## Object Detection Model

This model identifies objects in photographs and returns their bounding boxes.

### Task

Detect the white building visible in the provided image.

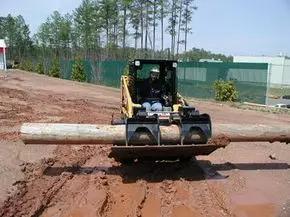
[233,55,290,87]
[0,39,7,70]
[199,58,223,63]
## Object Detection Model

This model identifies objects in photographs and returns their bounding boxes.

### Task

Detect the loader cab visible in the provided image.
[128,59,179,109]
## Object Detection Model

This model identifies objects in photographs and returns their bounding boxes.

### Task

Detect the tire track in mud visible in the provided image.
[0,144,232,217]
[133,181,148,217]
[29,172,73,217]
[0,145,98,217]
[39,146,116,217]
[187,160,234,217]
[0,146,233,217]
[92,172,113,217]
[189,181,222,217]
[155,159,227,217]
[196,160,246,217]
[160,180,176,216]
[38,146,114,217]
[89,149,152,217]
[41,171,113,217]
[106,158,232,217]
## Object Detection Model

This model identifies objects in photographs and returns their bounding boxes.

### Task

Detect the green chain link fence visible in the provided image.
[56,60,268,104]
[177,62,268,104]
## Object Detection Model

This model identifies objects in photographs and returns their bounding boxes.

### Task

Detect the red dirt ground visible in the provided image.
[1,70,290,217]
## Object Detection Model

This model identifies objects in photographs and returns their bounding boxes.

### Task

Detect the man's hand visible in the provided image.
[162,95,169,106]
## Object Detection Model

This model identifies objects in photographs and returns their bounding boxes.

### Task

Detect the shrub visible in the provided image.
[122,64,130,76]
[19,60,34,71]
[71,59,86,82]
[49,58,61,78]
[36,62,44,74]
[213,80,238,102]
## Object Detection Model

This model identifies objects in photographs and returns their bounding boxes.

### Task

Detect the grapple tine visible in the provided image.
[125,116,161,146]
[180,113,212,145]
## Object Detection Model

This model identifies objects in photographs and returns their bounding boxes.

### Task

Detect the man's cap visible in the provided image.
[150,67,160,73]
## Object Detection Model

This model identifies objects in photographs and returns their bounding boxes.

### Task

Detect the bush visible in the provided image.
[71,59,86,82]
[36,62,44,74]
[213,80,238,102]
[19,60,34,71]
[49,58,61,78]
[18,61,24,70]
[122,64,130,76]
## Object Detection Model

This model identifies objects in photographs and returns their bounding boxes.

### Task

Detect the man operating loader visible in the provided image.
[139,67,169,111]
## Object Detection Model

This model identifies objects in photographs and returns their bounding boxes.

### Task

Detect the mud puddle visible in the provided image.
[232,189,276,217]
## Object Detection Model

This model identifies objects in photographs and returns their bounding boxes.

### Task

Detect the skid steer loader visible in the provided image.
[109,59,213,163]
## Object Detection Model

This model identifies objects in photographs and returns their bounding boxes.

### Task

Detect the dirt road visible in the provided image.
[1,70,290,217]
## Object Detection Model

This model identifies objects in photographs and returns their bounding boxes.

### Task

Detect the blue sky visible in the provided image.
[1,0,289,56]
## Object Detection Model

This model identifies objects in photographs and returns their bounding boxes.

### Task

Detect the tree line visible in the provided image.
[0,0,232,62]
[0,15,33,61]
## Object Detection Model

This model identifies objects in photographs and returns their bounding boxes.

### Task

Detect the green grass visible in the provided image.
[186,96,290,115]
[269,88,290,96]
[231,103,290,114]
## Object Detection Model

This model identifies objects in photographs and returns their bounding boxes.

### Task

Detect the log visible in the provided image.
[20,123,290,145]
[20,124,183,145]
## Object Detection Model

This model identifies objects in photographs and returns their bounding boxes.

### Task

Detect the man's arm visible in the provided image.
[160,81,169,106]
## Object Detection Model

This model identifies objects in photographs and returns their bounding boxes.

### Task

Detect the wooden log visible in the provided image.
[20,123,290,145]
[20,123,182,145]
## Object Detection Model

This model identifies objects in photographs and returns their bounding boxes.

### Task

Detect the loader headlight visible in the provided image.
[135,61,140,66]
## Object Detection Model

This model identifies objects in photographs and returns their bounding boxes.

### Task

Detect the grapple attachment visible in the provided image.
[110,107,214,163]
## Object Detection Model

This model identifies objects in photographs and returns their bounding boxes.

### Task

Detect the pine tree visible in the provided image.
[36,62,44,74]
[181,0,197,54]
[50,58,61,78]
[71,59,86,82]
[129,1,141,52]
[74,0,100,58]
[167,0,179,59]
